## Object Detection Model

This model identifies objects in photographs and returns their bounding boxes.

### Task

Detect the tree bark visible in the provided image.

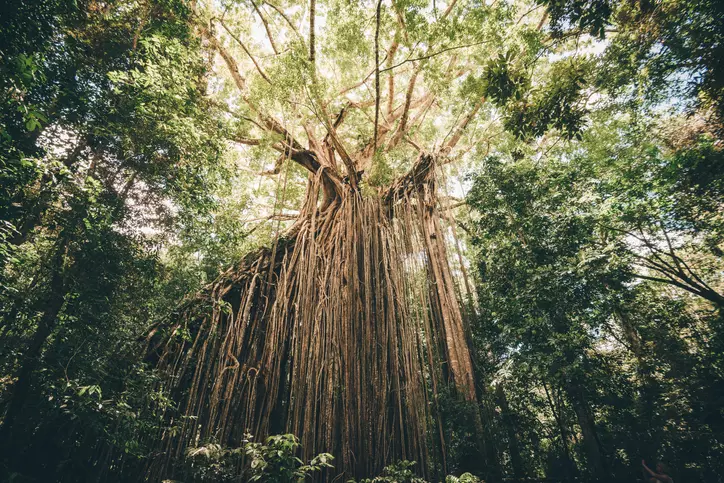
[147,155,480,481]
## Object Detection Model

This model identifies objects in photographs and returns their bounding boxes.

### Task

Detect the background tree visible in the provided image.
[0,0,229,479]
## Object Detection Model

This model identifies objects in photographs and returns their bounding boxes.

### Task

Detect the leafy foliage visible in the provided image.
[352,461,428,483]
[185,434,333,483]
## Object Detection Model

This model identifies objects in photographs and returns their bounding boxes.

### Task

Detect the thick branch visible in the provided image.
[359,93,432,163]
[205,28,323,181]
[387,41,399,115]
[388,65,420,149]
[204,28,249,93]
[231,136,263,146]
[441,0,458,20]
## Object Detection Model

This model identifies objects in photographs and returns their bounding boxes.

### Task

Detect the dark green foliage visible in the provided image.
[184,434,334,483]
[0,0,226,480]
[465,126,724,481]
[539,0,614,38]
[503,61,588,140]
[482,52,529,105]
[353,461,427,483]
[539,0,724,127]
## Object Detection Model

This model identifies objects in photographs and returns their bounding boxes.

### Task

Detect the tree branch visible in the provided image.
[441,0,459,20]
[216,18,272,84]
[263,0,303,41]
[440,98,484,156]
[373,0,383,150]
[380,40,489,73]
[386,40,399,115]
[388,65,420,149]
[250,0,279,54]
[309,0,315,65]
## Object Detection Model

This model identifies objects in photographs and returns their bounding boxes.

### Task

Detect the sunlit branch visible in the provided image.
[407,94,436,132]
[393,3,409,43]
[388,65,420,149]
[215,18,272,84]
[244,213,300,223]
[262,0,302,41]
[231,136,263,146]
[441,0,459,20]
[440,98,484,157]
[602,224,724,306]
[386,41,399,115]
[206,29,317,178]
[537,11,549,30]
[250,0,279,54]
[380,39,490,73]
[516,4,544,25]
[318,103,358,187]
[359,93,433,162]
[405,137,422,151]
[203,29,249,92]
[309,0,315,65]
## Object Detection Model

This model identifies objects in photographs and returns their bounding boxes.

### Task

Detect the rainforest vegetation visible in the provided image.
[1,0,723,481]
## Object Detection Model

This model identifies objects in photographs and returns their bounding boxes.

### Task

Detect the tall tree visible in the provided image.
[142,0,570,480]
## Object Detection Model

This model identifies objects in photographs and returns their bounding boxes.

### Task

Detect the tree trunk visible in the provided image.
[565,382,608,479]
[147,155,479,481]
[496,383,525,478]
[543,380,577,478]
[0,251,65,440]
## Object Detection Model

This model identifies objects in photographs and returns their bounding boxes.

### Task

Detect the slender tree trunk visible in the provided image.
[473,388,503,482]
[615,308,669,463]
[565,381,608,480]
[543,380,577,478]
[496,383,525,478]
[0,251,65,440]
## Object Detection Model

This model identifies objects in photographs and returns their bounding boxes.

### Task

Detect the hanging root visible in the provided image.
[146,154,477,481]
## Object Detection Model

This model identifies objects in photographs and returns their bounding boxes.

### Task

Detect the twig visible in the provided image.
[380,40,490,73]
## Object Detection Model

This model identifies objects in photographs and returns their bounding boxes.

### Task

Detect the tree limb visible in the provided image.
[373,0,383,150]
[215,18,272,84]
[440,98,484,157]
[380,40,489,73]
[388,65,420,149]
[263,0,303,41]
[309,0,316,65]
[386,40,399,115]
[250,0,279,54]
